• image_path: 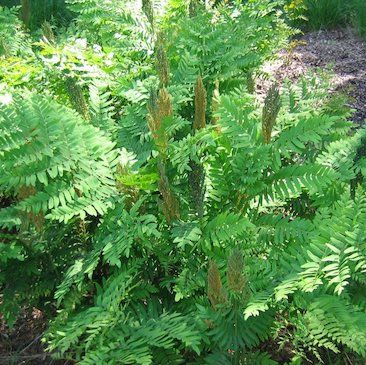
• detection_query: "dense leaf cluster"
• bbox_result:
[1,1,366,364]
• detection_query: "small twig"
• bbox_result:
[0,354,48,360]
[344,352,354,365]
[18,332,44,354]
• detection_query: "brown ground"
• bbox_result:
[258,28,366,124]
[0,309,67,365]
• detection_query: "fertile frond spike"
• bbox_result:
[155,33,170,87]
[189,0,200,17]
[227,249,246,294]
[0,38,10,57]
[65,77,90,121]
[194,75,207,131]
[142,0,154,29]
[188,160,205,218]
[246,71,255,94]
[42,21,55,43]
[350,136,366,199]
[262,83,281,144]
[147,87,158,116]
[157,88,173,120]
[148,87,173,154]
[158,162,180,223]
[208,260,226,308]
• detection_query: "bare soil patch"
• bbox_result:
[259,28,366,124]
[0,309,67,365]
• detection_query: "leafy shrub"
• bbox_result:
[1,0,72,29]
[1,1,366,364]
[0,5,27,56]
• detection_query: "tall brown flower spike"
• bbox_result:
[208,260,226,309]
[155,33,170,87]
[148,88,173,154]
[194,75,207,131]
[0,39,9,57]
[65,77,90,121]
[189,0,199,17]
[189,76,207,217]
[158,162,180,224]
[188,160,205,218]
[142,0,154,29]
[246,71,255,94]
[262,83,281,144]
[147,89,179,223]
[42,21,55,43]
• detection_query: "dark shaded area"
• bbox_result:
[0,309,68,365]
[0,0,73,29]
[0,0,19,6]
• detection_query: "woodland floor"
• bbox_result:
[1,28,366,365]
[0,308,67,365]
[258,28,366,124]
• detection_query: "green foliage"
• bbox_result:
[303,0,346,30]
[0,5,27,56]
[352,0,366,37]
[303,295,366,356]
[284,0,366,34]
[1,0,366,364]
[0,93,118,225]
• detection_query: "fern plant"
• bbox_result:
[0,5,29,57]
[2,1,366,364]
[0,92,118,225]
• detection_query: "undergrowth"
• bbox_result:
[286,0,366,36]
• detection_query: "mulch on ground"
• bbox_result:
[0,309,68,365]
[259,28,366,124]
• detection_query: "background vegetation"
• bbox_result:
[286,0,366,35]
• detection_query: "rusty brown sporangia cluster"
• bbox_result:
[189,0,200,17]
[194,76,207,131]
[18,186,44,232]
[207,261,227,309]
[188,75,209,218]
[208,250,249,309]
[147,87,172,157]
[227,249,247,294]
[0,39,9,57]
[155,33,170,87]
[147,37,180,223]
[262,83,281,144]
